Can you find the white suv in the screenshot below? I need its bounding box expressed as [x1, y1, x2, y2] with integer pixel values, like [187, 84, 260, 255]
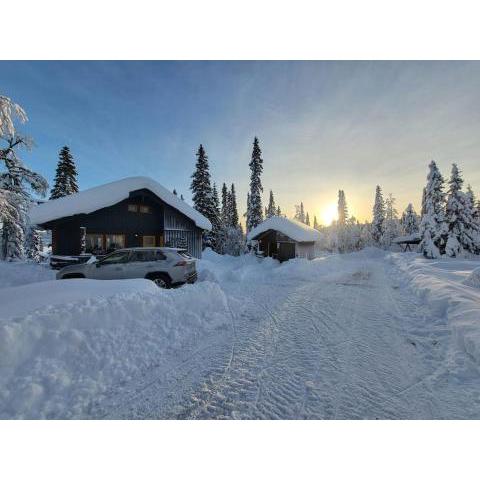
[56, 247, 197, 288]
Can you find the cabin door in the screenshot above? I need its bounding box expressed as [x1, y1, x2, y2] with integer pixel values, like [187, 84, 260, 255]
[142, 235, 156, 247]
[278, 242, 295, 262]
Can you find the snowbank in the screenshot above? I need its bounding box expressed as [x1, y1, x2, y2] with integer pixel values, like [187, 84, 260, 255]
[0, 260, 55, 289]
[390, 253, 480, 364]
[199, 247, 375, 288]
[463, 267, 480, 288]
[0, 278, 157, 319]
[0, 277, 229, 419]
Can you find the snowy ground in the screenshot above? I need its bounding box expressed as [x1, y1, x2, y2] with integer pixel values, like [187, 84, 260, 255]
[1, 249, 480, 419]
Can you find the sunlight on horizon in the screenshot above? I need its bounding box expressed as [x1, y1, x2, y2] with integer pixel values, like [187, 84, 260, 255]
[320, 203, 338, 226]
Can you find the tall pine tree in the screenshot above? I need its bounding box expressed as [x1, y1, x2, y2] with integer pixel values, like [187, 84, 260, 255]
[221, 182, 229, 226]
[230, 183, 239, 227]
[337, 190, 348, 225]
[190, 144, 217, 249]
[372, 185, 385, 245]
[305, 212, 310, 226]
[265, 190, 276, 218]
[382, 193, 400, 248]
[419, 160, 448, 258]
[445, 164, 480, 256]
[247, 137, 264, 231]
[50, 146, 78, 199]
[401, 203, 419, 235]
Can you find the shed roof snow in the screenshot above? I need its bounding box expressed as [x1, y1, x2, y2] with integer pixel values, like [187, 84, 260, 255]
[247, 216, 321, 243]
[29, 176, 212, 230]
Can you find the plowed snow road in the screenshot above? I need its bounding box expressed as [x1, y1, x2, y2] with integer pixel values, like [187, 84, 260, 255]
[99, 253, 480, 419]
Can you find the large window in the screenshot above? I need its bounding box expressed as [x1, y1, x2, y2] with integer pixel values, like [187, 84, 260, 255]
[85, 233, 125, 253]
[106, 234, 125, 252]
[86, 234, 104, 253]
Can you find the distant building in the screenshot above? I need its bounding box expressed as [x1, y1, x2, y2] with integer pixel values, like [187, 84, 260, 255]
[30, 177, 211, 258]
[247, 216, 320, 261]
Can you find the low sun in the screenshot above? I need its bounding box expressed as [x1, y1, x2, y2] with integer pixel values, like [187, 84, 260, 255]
[321, 203, 338, 226]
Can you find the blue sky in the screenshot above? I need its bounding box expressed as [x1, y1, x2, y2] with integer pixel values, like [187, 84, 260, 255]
[1, 61, 480, 223]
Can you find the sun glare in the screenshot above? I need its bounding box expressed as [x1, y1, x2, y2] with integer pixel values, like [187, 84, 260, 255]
[321, 203, 338, 226]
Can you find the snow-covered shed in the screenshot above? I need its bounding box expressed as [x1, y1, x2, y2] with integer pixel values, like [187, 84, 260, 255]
[247, 216, 320, 261]
[30, 176, 211, 258]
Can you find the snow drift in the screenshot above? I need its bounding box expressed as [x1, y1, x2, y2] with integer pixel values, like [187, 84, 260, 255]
[390, 253, 480, 364]
[0, 270, 229, 419]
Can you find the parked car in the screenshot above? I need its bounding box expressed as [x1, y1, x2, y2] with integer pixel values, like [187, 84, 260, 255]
[56, 247, 197, 288]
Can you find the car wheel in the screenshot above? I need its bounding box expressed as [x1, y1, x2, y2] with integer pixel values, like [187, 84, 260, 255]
[148, 273, 171, 289]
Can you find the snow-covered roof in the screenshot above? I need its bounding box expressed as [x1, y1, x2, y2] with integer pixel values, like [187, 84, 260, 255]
[30, 176, 212, 230]
[247, 216, 321, 243]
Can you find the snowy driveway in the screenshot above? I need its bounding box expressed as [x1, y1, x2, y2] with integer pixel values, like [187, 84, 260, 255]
[100, 251, 480, 419]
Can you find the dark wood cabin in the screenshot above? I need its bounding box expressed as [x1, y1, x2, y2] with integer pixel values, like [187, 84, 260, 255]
[248, 217, 320, 262]
[31, 178, 210, 259]
[254, 230, 298, 262]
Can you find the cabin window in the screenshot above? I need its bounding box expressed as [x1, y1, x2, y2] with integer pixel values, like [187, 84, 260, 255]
[86, 234, 104, 253]
[128, 204, 151, 214]
[139, 205, 152, 214]
[106, 234, 125, 252]
[86, 233, 125, 253]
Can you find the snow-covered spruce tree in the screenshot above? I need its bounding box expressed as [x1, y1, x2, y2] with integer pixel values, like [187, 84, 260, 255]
[244, 192, 251, 233]
[305, 212, 310, 226]
[419, 160, 448, 258]
[220, 183, 244, 256]
[294, 202, 306, 223]
[400, 203, 419, 236]
[0, 95, 48, 260]
[49, 146, 78, 199]
[211, 183, 223, 253]
[247, 137, 264, 231]
[360, 222, 374, 248]
[229, 183, 239, 228]
[190, 144, 217, 249]
[420, 187, 427, 218]
[336, 190, 350, 252]
[276, 205, 282, 217]
[445, 164, 480, 256]
[313, 215, 319, 230]
[26, 226, 43, 262]
[337, 190, 348, 225]
[221, 182, 229, 227]
[466, 185, 479, 224]
[372, 185, 385, 245]
[265, 190, 276, 218]
[382, 193, 400, 249]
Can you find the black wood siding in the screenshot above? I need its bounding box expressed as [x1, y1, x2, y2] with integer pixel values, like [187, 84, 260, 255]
[44, 189, 204, 257]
